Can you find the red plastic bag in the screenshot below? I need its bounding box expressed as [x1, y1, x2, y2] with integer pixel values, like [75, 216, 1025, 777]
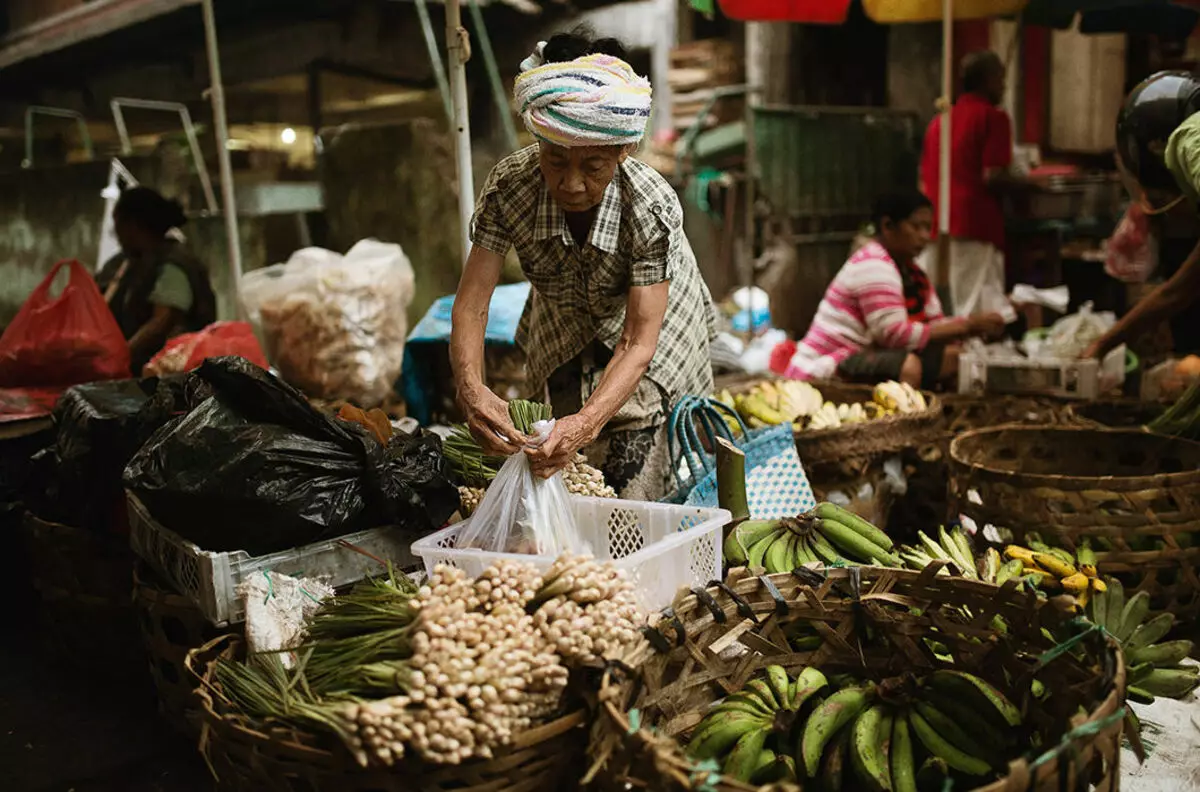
[1105, 204, 1156, 284]
[144, 321, 268, 377]
[0, 260, 130, 388]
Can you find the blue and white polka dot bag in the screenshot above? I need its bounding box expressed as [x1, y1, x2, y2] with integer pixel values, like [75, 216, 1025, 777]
[664, 396, 816, 519]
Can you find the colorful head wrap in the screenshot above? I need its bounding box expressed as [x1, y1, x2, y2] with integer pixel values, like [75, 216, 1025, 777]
[513, 44, 653, 148]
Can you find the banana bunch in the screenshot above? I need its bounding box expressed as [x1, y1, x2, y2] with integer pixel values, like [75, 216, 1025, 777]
[1085, 580, 1199, 703]
[687, 665, 829, 783]
[1003, 535, 1106, 603]
[897, 526, 983, 580]
[873, 380, 928, 415]
[724, 503, 902, 572]
[808, 401, 870, 431]
[716, 380, 825, 431]
[794, 669, 1022, 791]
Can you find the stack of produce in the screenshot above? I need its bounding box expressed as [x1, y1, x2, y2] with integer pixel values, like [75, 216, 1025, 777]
[723, 503, 900, 572]
[445, 399, 617, 512]
[897, 526, 980, 580]
[687, 664, 1027, 789]
[212, 555, 644, 768]
[1084, 580, 1199, 704]
[716, 380, 927, 432]
[1001, 536, 1106, 603]
[1147, 380, 1200, 440]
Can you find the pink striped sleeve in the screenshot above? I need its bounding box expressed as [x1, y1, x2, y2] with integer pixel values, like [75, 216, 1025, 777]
[849, 255, 932, 351]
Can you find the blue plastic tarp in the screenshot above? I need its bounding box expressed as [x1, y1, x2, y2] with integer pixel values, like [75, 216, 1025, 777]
[402, 282, 530, 425]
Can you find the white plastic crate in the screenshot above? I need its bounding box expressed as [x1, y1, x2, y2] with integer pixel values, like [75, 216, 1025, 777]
[127, 492, 420, 627]
[411, 497, 728, 613]
[957, 346, 1125, 400]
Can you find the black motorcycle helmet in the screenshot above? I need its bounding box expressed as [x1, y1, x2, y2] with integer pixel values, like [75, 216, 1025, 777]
[1116, 71, 1200, 195]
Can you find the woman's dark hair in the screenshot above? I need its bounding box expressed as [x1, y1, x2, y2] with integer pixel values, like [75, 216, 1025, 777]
[962, 51, 1003, 95]
[872, 190, 932, 231]
[542, 27, 629, 64]
[114, 186, 187, 236]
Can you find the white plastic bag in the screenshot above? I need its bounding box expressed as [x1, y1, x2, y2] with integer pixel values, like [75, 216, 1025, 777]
[238, 572, 334, 669]
[455, 420, 588, 556]
[240, 240, 415, 407]
[1042, 302, 1115, 360]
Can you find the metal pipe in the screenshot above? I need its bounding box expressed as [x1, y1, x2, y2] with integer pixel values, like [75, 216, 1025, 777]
[110, 97, 218, 213]
[937, 0, 953, 290]
[467, 0, 518, 150]
[412, 0, 454, 124]
[446, 0, 475, 265]
[201, 0, 245, 318]
[23, 106, 94, 168]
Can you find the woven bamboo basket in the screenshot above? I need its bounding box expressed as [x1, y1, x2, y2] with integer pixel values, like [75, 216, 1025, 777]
[715, 374, 943, 467]
[1065, 399, 1167, 431]
[940, 394, 1071, 437]
[22, 511, 145, 681]
[133, 562, 227, 737]
[950, 425, 1200, 620]
[187, 635, 589, 792]
[588, 566, 1125, 792]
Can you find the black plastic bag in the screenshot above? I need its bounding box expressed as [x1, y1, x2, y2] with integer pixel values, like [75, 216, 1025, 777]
[124, 356, 458, 555]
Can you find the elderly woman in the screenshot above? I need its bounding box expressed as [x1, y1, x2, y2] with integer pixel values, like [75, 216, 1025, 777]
[450, 31, 716, 500]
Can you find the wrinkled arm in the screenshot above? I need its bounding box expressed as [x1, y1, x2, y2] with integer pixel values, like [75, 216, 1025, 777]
[450, 245, 503, 400]
[579, 282, 668, 433]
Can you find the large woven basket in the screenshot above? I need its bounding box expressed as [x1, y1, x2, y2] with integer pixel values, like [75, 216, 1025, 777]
[1065, 399, 1167, 431]
[950, 425, 1200, 620]
[715, 374, 943, 468]
[22, 511, 145, 681]
[588, 566, 1125, 792]
[940, 394, 1071, 436]
[133, 562, 226, 737]
[187, 636, 589, 792]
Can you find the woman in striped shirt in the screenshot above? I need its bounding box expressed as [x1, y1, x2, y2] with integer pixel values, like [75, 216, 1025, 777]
[783, 191, 1005, 389]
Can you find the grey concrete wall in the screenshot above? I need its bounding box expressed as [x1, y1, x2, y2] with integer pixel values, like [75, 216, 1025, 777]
[887, 23, 942, 133]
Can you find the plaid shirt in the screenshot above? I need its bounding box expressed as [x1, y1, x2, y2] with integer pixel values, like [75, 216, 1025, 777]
[471, 145, 716, 413]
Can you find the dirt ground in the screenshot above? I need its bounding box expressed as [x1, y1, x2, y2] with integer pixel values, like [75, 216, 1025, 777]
[0, 607, 213, 792]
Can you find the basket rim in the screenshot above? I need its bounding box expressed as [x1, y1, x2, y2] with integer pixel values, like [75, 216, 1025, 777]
[593, 567, 1126, 792]
[949, 423, 1200, 487]
[187, 635, 589, 772]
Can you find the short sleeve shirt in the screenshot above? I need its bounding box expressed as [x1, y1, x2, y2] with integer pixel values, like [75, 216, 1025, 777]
[470, 145, 717, 406]
[921, 93, 1013, 249]
[149, 263, 194, 312]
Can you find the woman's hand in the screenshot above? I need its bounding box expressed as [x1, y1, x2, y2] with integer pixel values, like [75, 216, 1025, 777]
[967, 312, 1007, 340]
[525, 413, 599, 478]
[460, 385, 525, 455]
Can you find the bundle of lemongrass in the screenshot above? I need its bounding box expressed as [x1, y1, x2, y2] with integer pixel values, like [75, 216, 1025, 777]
[212, 556, 644, 768]
[445, 400, 617, 507]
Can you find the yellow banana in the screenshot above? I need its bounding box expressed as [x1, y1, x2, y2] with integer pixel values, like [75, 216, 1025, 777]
[1003, 545, 1036, 563]
[1032, 552, 1077, 579]
[1061, 572, 1090, 593]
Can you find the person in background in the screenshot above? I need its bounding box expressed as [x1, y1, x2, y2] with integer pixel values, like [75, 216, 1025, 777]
[450, 30, 716, 501]
[919, 50, 1016, 321]
[783, 191, 1006, 390]
[97, 187, 217, 374]
[1086, 71, 1200, 359]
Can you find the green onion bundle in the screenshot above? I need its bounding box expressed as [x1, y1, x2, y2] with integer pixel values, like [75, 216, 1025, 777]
[1147, 381, 1200, 439]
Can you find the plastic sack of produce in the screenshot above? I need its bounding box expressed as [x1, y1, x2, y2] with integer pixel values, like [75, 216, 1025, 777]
[1105, 203, 1156, 284]
[1039, 302, 1115, 359]
[124, 356, 457, 556]
[143, 320, 267, 377]
[0, 259, 130, 387]
[240, 240, 415, 407]
[455, 419, 586, 556]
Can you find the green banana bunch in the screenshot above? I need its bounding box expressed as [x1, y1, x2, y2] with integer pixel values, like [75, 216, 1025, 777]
[725, 503, 901, 573]
[897, 526, 979, 580]
[793, 668, 1023, 790]
[1085, 580, 1199, 704]
[811, 503, 901, 567]
[686, 664, 829, 783]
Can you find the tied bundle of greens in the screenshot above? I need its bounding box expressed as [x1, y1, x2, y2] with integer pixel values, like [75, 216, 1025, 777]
[443, 399, 553, 487]
[1146, 381, 1200, 440]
